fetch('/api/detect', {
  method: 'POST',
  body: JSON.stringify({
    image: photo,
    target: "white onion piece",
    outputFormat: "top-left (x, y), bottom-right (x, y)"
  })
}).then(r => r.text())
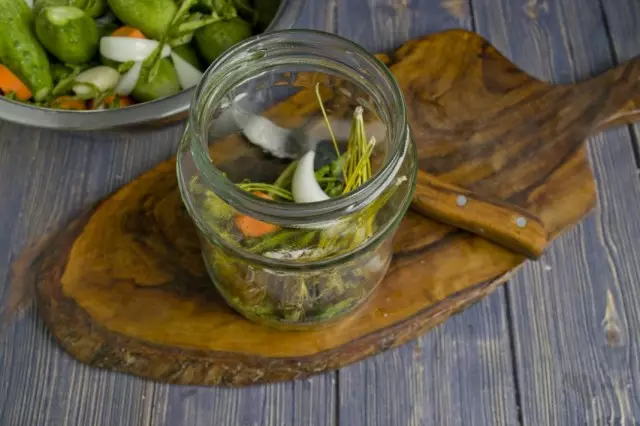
top-left (100, 37), bottom-right (171, 62)
top-left (171, 52), bottom-right (203, 89)
top-left (292, 151), bottom-right (330, 203)
top-left (23, 0), bottom-right (33, 8)
top-left (114, 61), bottom-right (142, 96)
top-left (73, 66), bottom-right (120, 96)
top-left (241, 114), bottom-right (293, 159)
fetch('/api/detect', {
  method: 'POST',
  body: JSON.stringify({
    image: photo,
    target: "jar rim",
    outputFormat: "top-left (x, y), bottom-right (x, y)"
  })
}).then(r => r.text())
top-left (184, 29), bottom-right (410, 227)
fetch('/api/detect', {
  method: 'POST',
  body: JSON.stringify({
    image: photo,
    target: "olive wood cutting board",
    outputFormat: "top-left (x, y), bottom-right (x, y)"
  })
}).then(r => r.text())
top-left (10, 30), bottom-right (640, 386)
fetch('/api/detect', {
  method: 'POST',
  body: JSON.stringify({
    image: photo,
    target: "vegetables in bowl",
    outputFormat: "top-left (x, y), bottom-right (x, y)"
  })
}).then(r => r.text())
top-left (0, 0), bottom-right (281, 110)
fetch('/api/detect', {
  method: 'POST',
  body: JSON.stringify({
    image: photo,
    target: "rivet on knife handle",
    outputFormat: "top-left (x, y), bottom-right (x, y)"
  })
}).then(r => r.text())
top-left (411, 170), bottom-right (549, 259)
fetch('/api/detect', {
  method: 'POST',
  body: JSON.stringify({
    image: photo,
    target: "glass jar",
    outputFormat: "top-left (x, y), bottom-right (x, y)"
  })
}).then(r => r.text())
top-left (177, 30), bottom-right (417, 330)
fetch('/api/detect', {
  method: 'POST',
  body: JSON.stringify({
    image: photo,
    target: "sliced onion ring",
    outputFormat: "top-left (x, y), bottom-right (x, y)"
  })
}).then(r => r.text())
top-left (114, 61), bottom-right (142, 96)
top-left (100, 37), bottom-right (171, 62)
top-left (170, 52), bottom-right (203, 90)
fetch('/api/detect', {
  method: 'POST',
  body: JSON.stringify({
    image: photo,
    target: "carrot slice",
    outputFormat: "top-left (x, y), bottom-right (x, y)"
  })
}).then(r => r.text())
top-left (111, 26), bottom-right (146, 39)
top-left (0, 65), bottom-right (32, 101)
top-left (235, 192), bottom-right (279, 238)
top-left (50, 96), bottom-right (86, 110)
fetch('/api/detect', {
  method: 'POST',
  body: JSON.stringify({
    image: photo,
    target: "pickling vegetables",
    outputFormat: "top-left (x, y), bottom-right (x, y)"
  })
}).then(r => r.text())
top-left (193, 86), bottom-right (409, 325)
top-left (0, 0), bottom-right (279, 110)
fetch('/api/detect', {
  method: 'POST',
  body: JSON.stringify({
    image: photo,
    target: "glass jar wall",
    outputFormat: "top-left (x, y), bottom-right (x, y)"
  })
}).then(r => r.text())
top-left (177, 30), bottom-right (417, 329)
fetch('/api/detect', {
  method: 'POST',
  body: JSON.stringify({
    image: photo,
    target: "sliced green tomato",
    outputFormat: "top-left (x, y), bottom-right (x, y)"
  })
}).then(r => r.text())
top-left (35, 6), bottom-right (99, 64)
top-left (194, 17), bottom-right (252, 64)
top-left (131, 58), bottom-right (180, 103)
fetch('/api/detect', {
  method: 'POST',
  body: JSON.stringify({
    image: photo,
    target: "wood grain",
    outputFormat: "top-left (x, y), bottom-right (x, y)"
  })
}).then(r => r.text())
top-left (473, 0), bottom-right (640, 423)
top-left (412, 169), bottom-right (549, 259)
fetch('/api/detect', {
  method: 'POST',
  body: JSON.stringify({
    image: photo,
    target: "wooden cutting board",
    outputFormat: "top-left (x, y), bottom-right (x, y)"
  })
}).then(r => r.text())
top-left (15, 30), bottom-right (640, 386)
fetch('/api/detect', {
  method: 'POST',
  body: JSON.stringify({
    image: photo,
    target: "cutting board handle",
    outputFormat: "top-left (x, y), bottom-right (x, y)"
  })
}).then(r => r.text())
top-left (593, 56), bottom-right (640, 133)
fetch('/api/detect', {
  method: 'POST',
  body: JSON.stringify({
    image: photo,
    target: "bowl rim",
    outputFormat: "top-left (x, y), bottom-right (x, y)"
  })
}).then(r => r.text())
top-left (0, 0), bottom-right (302, 131)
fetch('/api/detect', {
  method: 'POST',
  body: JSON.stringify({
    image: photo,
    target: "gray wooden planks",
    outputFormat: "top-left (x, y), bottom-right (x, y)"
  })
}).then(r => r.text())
top-left (473, 0), bottom-right (640, 423)
top-left (335, 1), bottom-right (519, 425)
top-left (0, 124), bottom-right (175, 426)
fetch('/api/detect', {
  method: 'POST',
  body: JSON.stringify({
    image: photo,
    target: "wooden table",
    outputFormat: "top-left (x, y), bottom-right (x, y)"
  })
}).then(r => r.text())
top-left (1, 1), bottom-right (640, 425)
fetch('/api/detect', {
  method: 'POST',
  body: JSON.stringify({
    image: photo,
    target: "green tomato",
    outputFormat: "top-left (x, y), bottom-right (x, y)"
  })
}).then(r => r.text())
top-left (132, 58), bottom-right (181, 102)
top-left (35, 6), bottom-right (99, 64)
top-left (194, 17), bottom-right (252, 64)
top-left (107, 0), bottom-right (177, 40)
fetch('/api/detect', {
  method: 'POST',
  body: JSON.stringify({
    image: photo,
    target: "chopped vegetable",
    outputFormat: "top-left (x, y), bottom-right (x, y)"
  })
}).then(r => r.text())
top-left (234, 192), bottom-right (279, 237)
top-left (0, 65), bottom-right (33, 100)
top-left (171, 52), bottom-right (203, 89)
top-left (72, 65), bottom-right (119, 96)
top-left (114, 61), bottom-right (141, 95)
top-left (35, 6), bottom-right (99, 64)
top-left (100, 37), bottom-right (172, 62)
top-left (111, 25), bottom-right (146, 39)
top-left (194, 17), bottom-right (252, 63)
top-left (291, 151), bottom-right (330, 203)
top-left (49, 95), bottom-right (86, 109)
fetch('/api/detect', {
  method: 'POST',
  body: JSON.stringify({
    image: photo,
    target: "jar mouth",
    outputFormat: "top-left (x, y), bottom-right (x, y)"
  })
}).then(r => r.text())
top-left (186, 29), bottom-right (409, 227)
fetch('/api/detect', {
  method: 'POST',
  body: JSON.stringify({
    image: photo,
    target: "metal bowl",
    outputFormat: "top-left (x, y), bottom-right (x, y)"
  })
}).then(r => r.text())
top-left (0, 0), bottom-right (305, 131)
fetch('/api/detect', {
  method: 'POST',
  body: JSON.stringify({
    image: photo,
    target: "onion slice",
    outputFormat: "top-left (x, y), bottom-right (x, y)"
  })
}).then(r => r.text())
top-left (292, 151), bottom-right (330, 203)
top-left (114, 61), bottom-right (142, 96)
top-left (171, 52), bottom-right (203, 89)
top-left (100, 37), bottom-right (171, 62)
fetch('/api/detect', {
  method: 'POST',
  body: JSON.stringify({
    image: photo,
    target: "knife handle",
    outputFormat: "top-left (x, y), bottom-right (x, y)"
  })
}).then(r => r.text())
top-left (411, 170), bottom-right (549, 259)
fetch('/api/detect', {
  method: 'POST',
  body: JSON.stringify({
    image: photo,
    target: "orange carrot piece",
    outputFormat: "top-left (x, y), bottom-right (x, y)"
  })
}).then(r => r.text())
top-left (112, 26), bottom-right (146, 39)
top-left (235, 192), bottom-right (279, 238)
top-left (0, 65), bottom-right (32, 101)
top-left (50, 96), bottom-right (86, 110)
